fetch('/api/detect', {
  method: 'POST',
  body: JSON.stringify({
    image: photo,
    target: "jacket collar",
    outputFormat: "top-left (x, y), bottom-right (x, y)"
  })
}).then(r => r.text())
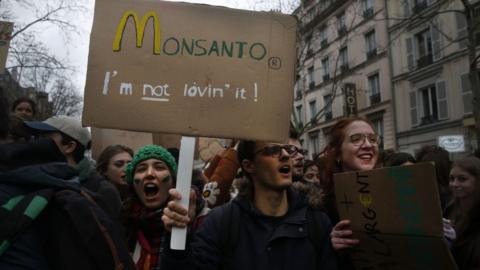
top-left (234, 187), bottom-right (308, 224)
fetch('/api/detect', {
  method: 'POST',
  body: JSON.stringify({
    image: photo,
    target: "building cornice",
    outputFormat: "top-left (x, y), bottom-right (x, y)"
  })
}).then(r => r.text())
top-left (392, 49), bottom-right (469, 83)
top-left (397, 119), bottom-right (463, 138)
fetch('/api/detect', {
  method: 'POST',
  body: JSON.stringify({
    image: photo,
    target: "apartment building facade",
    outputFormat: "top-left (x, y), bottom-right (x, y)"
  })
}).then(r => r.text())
top-left (294, 0), bottom-right (396, 158)
top-left (386, 0), bottom-right (477, 155)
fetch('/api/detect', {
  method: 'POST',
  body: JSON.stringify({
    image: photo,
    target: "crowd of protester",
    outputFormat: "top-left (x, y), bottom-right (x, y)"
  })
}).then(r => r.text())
top-left (1, 91), bottom-right (480, 269)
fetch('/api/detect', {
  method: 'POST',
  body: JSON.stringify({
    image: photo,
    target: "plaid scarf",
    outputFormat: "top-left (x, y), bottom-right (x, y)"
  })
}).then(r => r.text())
top-left (128, 201), bottom-right (165, 270)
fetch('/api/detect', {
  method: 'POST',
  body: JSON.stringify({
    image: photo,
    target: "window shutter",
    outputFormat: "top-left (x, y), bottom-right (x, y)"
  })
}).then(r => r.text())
top-left (409, 91), bottom-right (418, 126)
top-left (406, 37), bottom-right (415, 71)
top-left (461, 74), bottom-right (473, 114)
top-left (436, 81), bottom-right (448, 119)
top-left (456, 12), bottom-right (468, 49)
top-left (432, 23), bottom-right (442, 61)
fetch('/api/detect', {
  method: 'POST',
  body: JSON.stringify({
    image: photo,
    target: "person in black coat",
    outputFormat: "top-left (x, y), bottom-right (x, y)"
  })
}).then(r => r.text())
top-left (161, 140), bottom-right (337, 270)
top-left (446, 157), bottom-right (480, 269)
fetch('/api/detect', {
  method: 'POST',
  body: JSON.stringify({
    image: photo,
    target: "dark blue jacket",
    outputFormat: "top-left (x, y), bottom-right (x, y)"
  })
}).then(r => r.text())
top-left (163, 189), bottom-right (338, 270)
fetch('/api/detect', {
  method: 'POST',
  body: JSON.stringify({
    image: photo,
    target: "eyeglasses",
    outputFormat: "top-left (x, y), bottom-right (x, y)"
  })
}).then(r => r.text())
top-left (349, 133), bottom-right (381, 146)
top-left (255, 144), bottom-right (298, 157)
top-left (286, 145), bottom-right (308, 156)
top-left (295, 147), bottom-right (308, 156)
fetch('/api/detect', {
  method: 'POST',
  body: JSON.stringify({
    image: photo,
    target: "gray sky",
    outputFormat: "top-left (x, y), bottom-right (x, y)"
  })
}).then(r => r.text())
top-left (10, 0), bottom-right (280, 95)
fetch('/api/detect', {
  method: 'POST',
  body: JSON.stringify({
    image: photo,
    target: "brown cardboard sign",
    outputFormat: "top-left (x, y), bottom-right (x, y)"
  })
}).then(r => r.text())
top-left (334, 163), bottom-right (458, 270)
top-left (82, 0), bottom-right (297, 143)
top-left (0, 21), bottom-right (13, 73)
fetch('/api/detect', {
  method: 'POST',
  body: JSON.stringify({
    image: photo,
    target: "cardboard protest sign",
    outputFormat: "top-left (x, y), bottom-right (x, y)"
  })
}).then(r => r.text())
top-left (334, 163), bottom-right (458, 270)
top-left (83, 0), bottom-right (297, 142)
top-left (0, 21), bottom-right (13, 73)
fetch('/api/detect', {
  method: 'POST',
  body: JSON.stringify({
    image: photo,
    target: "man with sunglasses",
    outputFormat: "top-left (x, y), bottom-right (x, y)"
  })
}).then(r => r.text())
top-left (161, 140), bottom-right (337, 270)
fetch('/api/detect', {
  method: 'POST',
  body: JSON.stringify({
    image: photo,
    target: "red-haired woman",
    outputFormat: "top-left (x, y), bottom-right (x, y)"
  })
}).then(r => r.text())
top-left (319, 117), bottom-right (381, 269)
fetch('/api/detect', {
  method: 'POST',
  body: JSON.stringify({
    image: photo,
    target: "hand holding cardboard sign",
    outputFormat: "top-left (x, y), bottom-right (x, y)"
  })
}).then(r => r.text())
top-left (331, 219), bottom-right (360, 251)
top-left (162, 188), bottom-right (196, 231)
top-left (442, 218), bottom-right (456, 241)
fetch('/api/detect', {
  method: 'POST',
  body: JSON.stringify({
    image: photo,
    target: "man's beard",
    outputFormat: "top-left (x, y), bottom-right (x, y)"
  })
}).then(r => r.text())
top-left (292, 173), bottom-right (303, 182)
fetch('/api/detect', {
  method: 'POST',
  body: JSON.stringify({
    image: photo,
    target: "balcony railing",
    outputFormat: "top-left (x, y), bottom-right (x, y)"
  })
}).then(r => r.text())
top-left (340, 63), bottom-right (349, 73)
top-left (417, 54), bottom-right (433, 69)
top-left (420, 114), bottom-right (438, 125)
top-left (306, 48), bottom-right (314, 58)
top-left (369, 93), bottom-right (381, 105)
top-left (309, 81), bottom-right (315, 90)
top-left (363, 8), bottom-right (374, 19)
top-left (320, 39), bottom-right (328, 49)
top-left (366, 49), bottom-right (377, 60)
top-left (338, 26), bottom-right (347, 37)
top-left (325, 111), bottom-right (332, 120)
top-left (295, 90), bottom-right (303, 100)
top-left (323, 74), bottom-right (330, 81)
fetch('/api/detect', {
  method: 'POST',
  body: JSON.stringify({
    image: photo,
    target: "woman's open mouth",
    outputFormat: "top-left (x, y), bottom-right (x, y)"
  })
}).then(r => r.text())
top-left (144, 182), bottom-right (160, 198)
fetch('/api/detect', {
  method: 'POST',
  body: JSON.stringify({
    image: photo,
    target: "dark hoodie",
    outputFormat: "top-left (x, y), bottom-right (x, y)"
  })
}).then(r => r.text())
top-left (0, 160), bottom-right (80, 270)
top-left (162, 188), bottom-right (337, 270)
top-left (0, 139), bottom-right (121, 218)
top-left (0, 140), bottom-right (133, 270)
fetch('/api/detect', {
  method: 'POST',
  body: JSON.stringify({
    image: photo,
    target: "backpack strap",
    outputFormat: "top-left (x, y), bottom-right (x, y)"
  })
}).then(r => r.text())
top-left (220, 202), bottom-right (240, 270)
top-left (0, 189), bottom-right (53, 256)
top-left (306, 208), bottom-right (324, 270)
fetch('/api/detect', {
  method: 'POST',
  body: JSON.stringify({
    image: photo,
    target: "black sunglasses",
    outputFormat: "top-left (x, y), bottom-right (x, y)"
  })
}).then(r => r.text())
top-left (254, 144), bottom-right (298, 157)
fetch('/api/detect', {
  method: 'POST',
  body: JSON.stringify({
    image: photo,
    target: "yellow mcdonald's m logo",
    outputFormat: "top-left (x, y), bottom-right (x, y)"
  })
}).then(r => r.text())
top-left (112, 11), bottom-right (161, 54)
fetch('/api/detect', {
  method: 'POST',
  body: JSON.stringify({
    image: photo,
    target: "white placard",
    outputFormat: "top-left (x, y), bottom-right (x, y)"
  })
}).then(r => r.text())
top-left (171, 136), bottom-right (196, 250)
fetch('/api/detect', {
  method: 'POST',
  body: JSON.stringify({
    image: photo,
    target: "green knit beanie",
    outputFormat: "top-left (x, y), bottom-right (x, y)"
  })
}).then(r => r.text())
top-left (125, 145), bottom-right (177, 184)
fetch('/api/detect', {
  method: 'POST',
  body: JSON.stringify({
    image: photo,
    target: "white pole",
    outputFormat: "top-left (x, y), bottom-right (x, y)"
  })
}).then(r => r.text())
top-left (170, 136), bottom-right (196, 250)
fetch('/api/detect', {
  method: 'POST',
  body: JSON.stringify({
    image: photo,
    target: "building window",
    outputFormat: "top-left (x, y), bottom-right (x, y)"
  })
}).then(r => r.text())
top-left (305, 34), bottom-right (313, 57)
top-left (296, 105), bottom-right (303, 125)
top-left (368, 73), bottom-right (381, 105)
top-left (337, 12), bottom-right (347, 36)
top-left (309, 99), bottom-right (317, 121)
top-left (406, 26), bottom-right (441, 70)
top-left (319, 0), bottom-right (333, 11)
top-left (456, 12), bottom-right (468, 49)
top-left (319, 25), bottom-right (327, 48)
top-left (309, 132), bottom-right (320, 157)
top-left (415, 29), bottom-right (433, 68)
top-left (410, 81), bottom-right (448, 126)
top-left (370, 117), bottom-right (384, 149)
top-left (412, 0), bottom-right (429, 13)
top-left (322, 57), bottom-right (330, 81)
top-left (323, 94), bottom-right (332, 120)
top-left (461, 74), bottom-right (473, 114)
top-left (365, 30), bottom-right (377, 59)
top-left (363, 0), bottom-right (374, 17)
top-left (308, 66), bottom-right (315, 90)
top-left (339, 47), bottom-right (348, 72)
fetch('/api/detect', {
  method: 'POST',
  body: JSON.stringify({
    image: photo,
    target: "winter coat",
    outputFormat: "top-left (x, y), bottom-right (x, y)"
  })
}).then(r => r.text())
top-left (452, 230), bottom-right (480, 270)
top-left (75, 157), bottom-right (122, 219)
top-left (0, 162), bottom-right (80, 270)
top-left (161, 189), bottom-right (338, 270)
